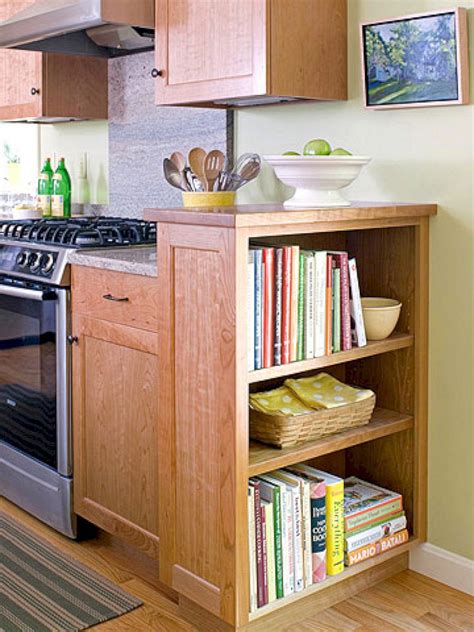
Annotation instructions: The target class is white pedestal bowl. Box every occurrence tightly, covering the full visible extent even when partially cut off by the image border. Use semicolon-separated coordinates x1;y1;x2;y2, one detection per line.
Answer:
264;155;371;208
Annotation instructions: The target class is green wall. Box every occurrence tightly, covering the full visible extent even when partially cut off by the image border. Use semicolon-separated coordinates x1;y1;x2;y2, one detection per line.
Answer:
236;0;474;559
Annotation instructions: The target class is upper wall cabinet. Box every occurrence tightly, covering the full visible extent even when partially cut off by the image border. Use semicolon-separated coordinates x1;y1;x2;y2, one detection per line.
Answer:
154;0;347;107
0;0;108;122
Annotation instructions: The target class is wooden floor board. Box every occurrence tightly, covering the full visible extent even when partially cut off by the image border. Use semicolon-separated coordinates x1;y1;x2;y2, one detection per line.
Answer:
2;498;473;632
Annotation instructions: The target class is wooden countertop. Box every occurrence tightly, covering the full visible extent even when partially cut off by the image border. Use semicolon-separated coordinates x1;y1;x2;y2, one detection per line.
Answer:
145;201;437;229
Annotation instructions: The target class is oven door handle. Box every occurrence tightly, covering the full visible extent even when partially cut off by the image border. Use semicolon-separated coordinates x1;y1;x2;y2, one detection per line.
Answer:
0;284;57;301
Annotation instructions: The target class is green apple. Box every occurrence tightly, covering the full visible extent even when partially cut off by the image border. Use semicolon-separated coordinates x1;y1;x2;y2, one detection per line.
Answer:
303;138;331;156
283;151;300;156
330;147;352;156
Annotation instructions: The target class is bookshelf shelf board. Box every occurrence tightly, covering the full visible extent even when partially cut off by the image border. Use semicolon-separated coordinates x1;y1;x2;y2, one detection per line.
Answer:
248;333;413;384
248;408;413;477
248;537;419;621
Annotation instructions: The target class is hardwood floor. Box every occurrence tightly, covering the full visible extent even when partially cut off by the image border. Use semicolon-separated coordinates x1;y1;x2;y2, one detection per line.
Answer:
2;498;473;631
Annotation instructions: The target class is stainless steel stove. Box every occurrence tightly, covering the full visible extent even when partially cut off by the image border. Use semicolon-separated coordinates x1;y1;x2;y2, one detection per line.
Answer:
0;217;157;537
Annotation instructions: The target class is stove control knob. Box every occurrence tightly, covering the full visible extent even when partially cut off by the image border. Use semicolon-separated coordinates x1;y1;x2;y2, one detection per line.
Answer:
16;251;29;267
29;252;42;272
40;253;55;274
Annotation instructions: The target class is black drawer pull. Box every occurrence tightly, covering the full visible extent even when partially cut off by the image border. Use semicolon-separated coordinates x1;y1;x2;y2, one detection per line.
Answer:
103;293;129;303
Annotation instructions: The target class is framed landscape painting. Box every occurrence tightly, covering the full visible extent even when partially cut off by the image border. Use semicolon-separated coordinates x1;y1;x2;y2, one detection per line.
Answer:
361;8;469;109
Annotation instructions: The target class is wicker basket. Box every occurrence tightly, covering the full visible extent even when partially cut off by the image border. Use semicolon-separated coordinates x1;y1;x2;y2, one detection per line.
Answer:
249;394;376;449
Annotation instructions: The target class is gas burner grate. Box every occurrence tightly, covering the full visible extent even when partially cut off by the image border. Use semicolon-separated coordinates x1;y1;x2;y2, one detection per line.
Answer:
0;217;157;248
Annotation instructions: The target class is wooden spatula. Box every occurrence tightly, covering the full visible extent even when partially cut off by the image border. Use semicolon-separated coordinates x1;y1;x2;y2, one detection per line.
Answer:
204;149;225;191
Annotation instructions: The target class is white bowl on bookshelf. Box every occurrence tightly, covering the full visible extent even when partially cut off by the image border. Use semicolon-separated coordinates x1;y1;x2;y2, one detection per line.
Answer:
264;155;371;208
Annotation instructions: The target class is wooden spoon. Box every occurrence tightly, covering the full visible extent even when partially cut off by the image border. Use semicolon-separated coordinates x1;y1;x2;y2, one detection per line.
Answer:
204;149;225;191
188;147;207;190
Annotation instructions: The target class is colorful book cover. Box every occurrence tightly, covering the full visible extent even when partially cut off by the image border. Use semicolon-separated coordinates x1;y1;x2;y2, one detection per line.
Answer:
348;257;367;348
302;251;315;360
289;245;300;362
248;485;257;612
259;474;293;596
313;251;327;358
249;479;265;606
345;513;407;552
334;252;352;351
344;477;403;533
253;249;263;370
262;500;276;602
262;248;275;369
297;253;305;361
290;464;344;576
247;250;255;371
281;246;292;365
345;529;409;566
325;254;333;356
332;265;341;353
261;497;269;605
274;247;283;366
258;478;284;598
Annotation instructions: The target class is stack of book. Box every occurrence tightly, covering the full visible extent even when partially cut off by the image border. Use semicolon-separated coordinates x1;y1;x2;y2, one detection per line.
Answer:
247;246;366;371
343;477;408;566
248;467;408;611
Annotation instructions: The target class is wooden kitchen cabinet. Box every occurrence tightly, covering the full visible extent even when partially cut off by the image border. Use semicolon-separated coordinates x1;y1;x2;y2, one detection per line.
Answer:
154;0;347;107
0;0;108;121
71;267;160;559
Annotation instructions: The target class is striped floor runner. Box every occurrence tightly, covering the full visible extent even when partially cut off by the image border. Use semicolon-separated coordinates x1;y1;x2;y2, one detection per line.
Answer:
1;513;142;631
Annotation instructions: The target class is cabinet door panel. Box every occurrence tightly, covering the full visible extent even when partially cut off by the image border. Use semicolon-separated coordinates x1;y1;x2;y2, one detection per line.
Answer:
73;315;160;558
0;0;43;119
155;0;267;104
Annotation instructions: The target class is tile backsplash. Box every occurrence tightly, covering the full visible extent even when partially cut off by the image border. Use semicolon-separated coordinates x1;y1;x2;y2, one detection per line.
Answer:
106;51;232;218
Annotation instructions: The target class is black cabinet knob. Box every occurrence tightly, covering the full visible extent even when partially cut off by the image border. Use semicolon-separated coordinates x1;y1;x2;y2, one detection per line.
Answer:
67;335;78;345
151;68;163;78
31;87;40;96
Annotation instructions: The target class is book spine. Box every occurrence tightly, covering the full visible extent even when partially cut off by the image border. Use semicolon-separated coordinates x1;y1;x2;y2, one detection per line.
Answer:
273;248;283;366
279;485;293;596
313;251;327;358
348;257;367;347
338;253;352;351
345;498;404;533
332;266;341;353
291;489;304;592
301;480;312;587
247;251;255;371
254;250;263;370
286;488;295;593
290;245;300;362
326;480;345;575
297;253;305;361
303;253;315;360
263;248;275;369
272;487;284;599
310;480;327;583
252;481;265;607
261;499;269;605
345;529;409;566
281;246;292;365
325;254;333;356
248;486;257;612
345;514;407;552
264;503;276;602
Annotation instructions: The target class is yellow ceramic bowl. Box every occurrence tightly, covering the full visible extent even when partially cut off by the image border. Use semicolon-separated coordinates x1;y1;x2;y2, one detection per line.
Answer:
182;191;236;208
361;297;402;341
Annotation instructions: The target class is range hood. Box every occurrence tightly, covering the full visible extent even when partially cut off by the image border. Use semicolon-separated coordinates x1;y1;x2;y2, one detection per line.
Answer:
0;0;155;57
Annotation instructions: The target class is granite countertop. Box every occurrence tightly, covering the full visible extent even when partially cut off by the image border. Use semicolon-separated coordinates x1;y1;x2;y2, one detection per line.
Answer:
68;246;157;277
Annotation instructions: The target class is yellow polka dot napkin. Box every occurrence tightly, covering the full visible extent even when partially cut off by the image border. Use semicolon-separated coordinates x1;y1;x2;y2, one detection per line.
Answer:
249;386;314;416
284;373;373;410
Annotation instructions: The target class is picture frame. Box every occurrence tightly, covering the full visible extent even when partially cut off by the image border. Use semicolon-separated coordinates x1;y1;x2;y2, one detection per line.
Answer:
360;8;469;109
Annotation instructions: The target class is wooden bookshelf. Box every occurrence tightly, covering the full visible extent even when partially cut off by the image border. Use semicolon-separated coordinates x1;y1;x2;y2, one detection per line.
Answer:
145;202;436;631
249;408;413;476
248;333;413;383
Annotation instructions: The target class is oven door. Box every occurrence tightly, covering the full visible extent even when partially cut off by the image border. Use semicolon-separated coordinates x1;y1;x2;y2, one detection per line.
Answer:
0;282;71;476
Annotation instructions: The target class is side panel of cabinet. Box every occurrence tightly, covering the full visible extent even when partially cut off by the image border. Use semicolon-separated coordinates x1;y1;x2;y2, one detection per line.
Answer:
0;0;43;119
73;315;160;559
155;0;267;104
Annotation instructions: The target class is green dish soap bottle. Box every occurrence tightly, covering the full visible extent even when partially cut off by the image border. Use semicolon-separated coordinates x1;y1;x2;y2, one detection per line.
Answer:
37;157;53;217
52;157;72;218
